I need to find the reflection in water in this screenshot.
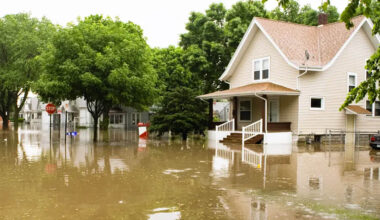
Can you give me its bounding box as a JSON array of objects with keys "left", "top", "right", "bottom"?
[{"left": 0, "top": 125, "right": 380, "bottom": 219}]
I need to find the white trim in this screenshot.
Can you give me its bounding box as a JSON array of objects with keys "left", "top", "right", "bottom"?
[
  {"left": 238, "top": 98, "right": 252, "bottom": 122},
  {"left": 252, "top": 56, "right": 270, "bottom": 82},
  {"left": 347, "top": 72, "right": 357, "bottom": 93},
  {"left": 219, "top": 17, "right": 378, "bottom": 81},
  {"left": 310, "top": 96, "right": 325, "bottom": 111}
]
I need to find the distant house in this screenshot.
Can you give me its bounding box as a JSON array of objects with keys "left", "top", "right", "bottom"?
[
  {"left": 19, "top": 94, "right": 149, "bottom": 129},
  {"left": 199, "top": 15, "right": 380, "bottom": 143}
]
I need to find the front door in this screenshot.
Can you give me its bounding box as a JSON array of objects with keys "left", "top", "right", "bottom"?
[{"left": 269, "top": 99, "right": 279, "bottom": 122}]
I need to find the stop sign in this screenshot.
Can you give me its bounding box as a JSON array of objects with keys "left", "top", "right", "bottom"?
[{"left": 45, "top": 103, "right": 56, "bottom": 115}]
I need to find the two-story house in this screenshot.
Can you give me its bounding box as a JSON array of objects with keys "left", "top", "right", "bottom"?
[{"left": 200, "top": 15, "right": 380, "bottom": 144}]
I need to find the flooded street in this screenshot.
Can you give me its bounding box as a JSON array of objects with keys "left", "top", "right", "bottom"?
[{"left": 0, "top": 125, "right": 379, "bottom": 219}]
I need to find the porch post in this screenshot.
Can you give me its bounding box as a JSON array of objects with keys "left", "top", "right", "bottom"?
[
  {"left": 208, "top": 99, "right": 213, "bottom": 130},
  {"left": 262, "top": 95, "right": 267, "bottom": 132},
  {"left": 233, "top": 97, "right": 238, "bottom": 130}
]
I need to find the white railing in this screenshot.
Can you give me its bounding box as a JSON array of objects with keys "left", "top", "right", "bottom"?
[
  {"left": 242, "top": 119, "right": 263, "bottom": 142},
  {"left": 216, "top": 118, "right": 235, "bottom": 133},
  {"left": 242, "top": 147, "right": 263, "bottom": 168},
  {"left": 215, "top": 119, "right": 235, "bottom": 141}
]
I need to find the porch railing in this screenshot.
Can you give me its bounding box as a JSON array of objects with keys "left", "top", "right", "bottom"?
[
  {"left": 242, "top": 147, "right": 263, "bottom": 168},
  {"left": 242, "top": 119, "right": 263, "bottom": 142},
  {"left": 215, "top": 118, "right": 235, "bottom": 141}
]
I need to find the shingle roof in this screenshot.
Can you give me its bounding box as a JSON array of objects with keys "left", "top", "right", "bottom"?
[
  {"left": 198, "top": 82, "right": 299, "bottom": 99},
  {"left": 255, "top": 16, "right": 365, "bottom": 67},
  {"left": 345, "top": 105, "right": 371, "bottom": 115}
]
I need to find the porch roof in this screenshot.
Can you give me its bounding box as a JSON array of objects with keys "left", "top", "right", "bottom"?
[
  {"left": 345, "top": 105, "right": 371, "bottom": 115},
  {"left": 198, "top": 82, "right": 300, "bottom": 99}
]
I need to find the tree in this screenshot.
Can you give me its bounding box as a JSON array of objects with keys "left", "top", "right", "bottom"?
[
  {"left": 180, "top": 1, "right": 268, "bottom": 128},
  {"left": 150, "top": 47, "right": 207, "bottom": 140},
  {"left": 0, "top": 13, "right": 55, "bottom": 129},
  {"left": 150, "top": 87, "right": 207, "bottom": 140},
  {"left": 268, "top": 0, "right": 339, "bottom": 25},
  {"left": 34, "top": 15, "right": 157, "bottom": 141}
]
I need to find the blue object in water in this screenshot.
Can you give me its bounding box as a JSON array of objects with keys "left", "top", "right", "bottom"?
[{"left": 66, "top": 132, "right": 78, "bottom": 136}]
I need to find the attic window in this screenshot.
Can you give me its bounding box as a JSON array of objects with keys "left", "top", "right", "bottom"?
[{"left": 253, "top": 57, "right": 270, "bottom": 81}]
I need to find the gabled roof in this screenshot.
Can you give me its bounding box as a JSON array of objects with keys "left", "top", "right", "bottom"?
[
  {"left": 220, "top": 16, "right": 380, "bottom": 81},
  {"left": 198, "top": 82, "right": 299, "bottom": 99}
]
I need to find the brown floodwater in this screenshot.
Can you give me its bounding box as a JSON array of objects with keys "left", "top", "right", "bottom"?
[{"left": 0, "top": 124, "right": 379, "bottom": 220}]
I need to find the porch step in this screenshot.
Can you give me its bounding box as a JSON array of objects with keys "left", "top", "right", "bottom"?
[{"left": 220, "top": 133, "right": 263, "bottom": 144}]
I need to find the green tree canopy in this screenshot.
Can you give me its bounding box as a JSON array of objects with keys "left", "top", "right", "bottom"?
[
  {"left": 0, "top": 13, "right": 56, "bottom": 129},
  {"left": 150, "top": 46, "right": 207, "bottom": 140},
  {"left": 34, "top": 15, "right": 157, "bottom": 140}
]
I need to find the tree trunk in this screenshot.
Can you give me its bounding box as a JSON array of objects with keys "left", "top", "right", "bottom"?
[
  {"left": 13, "top": 109, "right": 20, "bottom": 131},
  {"left": 2, "top": 114, "right": 9, "bottom": 129},
  {"left": 182, "top": 132, "right": 188, "bottom": 140},
  {"left": 93, "top": 116, "right": 98, "bottom": 142}
]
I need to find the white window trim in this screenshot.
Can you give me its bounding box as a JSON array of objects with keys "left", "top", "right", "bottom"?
[
  {"left": 238, "top": 99, "right": 252, "bottom": 122},
  {"left": 347, "top": 72, "right": 357, "bottom": 93},
  {"left": 252, "top": 56, "right": 270, "bottom": 82},
  {"left": 310, "top": 96, "right": 325, "bottom": 111}
]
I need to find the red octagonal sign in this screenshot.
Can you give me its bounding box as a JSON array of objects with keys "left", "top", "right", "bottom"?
[{"left": 45, "top": 103, "right": 56, "bottom": 115}]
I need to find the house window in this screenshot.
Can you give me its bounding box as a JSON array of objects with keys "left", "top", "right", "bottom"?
[
  {"left": 239, "top": 100, "right": 251, "bottom": 121},
  {"left": 376, "top": 102, "right": 380, "bottom": 116},
  {"left": 253, "top": 57, "right": 270, "bottom": 81},
  {"left": 366, "top": 100, "right": 380, "bottom": 116},
  {"left": 347, "top": 72, "right": 357, "bottom": 92},
  {"left": 366, "top": 100, "right": 373, "bottom": 113},
  {"left": 132, "top": 113, "right": 141, "bottom": 125},
  {"left": 310, "top": 97, "right": 324, "bottom": 110},
  {"left": 110, "top": 114, "right": 123, "bottom": 124}
]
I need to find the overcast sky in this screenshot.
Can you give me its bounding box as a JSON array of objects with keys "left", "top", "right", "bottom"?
[{"left": 1, "top": 0, "right": 349, "bottom": 48}]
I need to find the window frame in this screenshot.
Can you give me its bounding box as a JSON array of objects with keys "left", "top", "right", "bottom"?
[
  {"left": 110, "top": 113, "right": 124, "bottom": 125},
  {"left": 347, "top": 72, "right": 357, "bottom": 93},
  {"left": 252, "top": 57, "right": 270, "bottom": 82},
  {"left": 239, "top": 99, "right": 252, "bottom": 122},
  {"left": 310, "top": 96, "right": 325, "bottom": 111}
]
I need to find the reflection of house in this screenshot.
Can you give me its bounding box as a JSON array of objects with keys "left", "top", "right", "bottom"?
[
  {"left": 212, "top": 143, "right": 380, "bottom": 219},
  {"left": 200, "top": 15, "right": 380, "bottom": 142},
  {"left": 20, "top": 94, "right": 149, "bottom": 129}
]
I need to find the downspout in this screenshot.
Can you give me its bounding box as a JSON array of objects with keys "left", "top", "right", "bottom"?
[
  {"left": 296, "top": 65, "right": 308, "bottom": 136},
  {"left": 296, "top": 65, "right": 308, "bottom": 90},
  {"left": 254, "top": 93, "right": 267, "bottom": 134}
]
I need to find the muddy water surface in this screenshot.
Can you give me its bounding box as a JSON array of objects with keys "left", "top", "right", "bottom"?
[{"left": 0, "top": 125, "right": 379, "bottom": 219}]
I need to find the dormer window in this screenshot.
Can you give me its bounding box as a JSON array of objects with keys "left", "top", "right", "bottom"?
[{"left": 253, "top": 57, "right": 270, "bottom": 81}]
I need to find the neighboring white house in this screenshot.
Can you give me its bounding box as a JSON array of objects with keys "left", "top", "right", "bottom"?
[
  {"left": 20, "top": 94, "right": 149, "bottom": 129},
  {"left": 199, "top": 15, "right": 380, "bottom": 142}
]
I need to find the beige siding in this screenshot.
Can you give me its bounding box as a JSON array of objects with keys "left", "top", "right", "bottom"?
[
  {"left": 228, "top": 30, "right": 298, "bottom": 90},
  {"left": 298, "top": 28, "right": 380, "bottom": 134},
  {"left": 279, "top": 96, "right": 299, "bottom": 133}
]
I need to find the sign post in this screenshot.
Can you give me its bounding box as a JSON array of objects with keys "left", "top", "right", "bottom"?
[{"left": 45, "top": 103, "right": 56, "bottom": 143}]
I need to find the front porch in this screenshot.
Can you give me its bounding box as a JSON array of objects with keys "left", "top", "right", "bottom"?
[{"left": 199, "top": 82, "right": 299, "bottom": 145}]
